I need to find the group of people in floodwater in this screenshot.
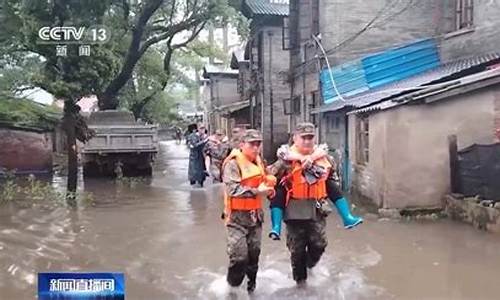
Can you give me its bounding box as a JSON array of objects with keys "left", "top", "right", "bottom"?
[
  {"left": 185, "top": 123, "right": 239, "bottom": 187},
  {"left": 185, "top": 122, "right": 364, "bottom": 294}
]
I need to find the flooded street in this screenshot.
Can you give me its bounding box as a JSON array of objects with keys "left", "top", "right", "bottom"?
[{"left": 1, "top": 141, "right": 500, "bottom": 299}]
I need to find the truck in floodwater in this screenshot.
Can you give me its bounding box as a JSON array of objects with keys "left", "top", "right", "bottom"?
[{"left": 82, "top": 110, "right": 158, "bottom": 177}]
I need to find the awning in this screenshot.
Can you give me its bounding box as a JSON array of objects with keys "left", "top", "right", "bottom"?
[{"left": 216, "top": 100, "right": 250, "bottom": 114}]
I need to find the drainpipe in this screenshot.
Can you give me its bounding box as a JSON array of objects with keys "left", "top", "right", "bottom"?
[{"left": 343, "top": 113, "right": 350, "bottom": 192}]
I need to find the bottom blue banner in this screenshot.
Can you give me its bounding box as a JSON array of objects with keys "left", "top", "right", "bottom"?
[{"left": 38, "top": 272, "right": 125, "bottom": 300}]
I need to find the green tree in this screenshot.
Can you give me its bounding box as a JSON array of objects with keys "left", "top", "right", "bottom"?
[{"left": 1, "top": 0, "right": 235, "bottom": 199}]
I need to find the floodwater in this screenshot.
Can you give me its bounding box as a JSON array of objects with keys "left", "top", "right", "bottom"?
[{"left": 1, "top": 141, "right": 500, "bottom": 299}]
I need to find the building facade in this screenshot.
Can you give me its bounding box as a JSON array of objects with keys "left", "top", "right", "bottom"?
[
  {"left": 287, "top": 0, "right": 500, "bottom": 208},
  {"left": 240, "top": 0, "right": 290, "bottom": 160},
  {"left": 201, "top": 65, "right": 240, "bottom": 135}
]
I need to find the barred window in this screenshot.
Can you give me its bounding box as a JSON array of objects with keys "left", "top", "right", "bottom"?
[
  {"left": 356, "top": 116, "right": 369, "bottom": 165},
  {"left": 455, "top": 0, "right": 473, "bottom": 30}
]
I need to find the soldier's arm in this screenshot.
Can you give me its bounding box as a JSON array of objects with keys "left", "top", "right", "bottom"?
[
  {"left": 203, "top": 142, "right": 211, "bottom": 156},
  {"left": 277, "top": 143, "right": 329, "bottom": 162},
  {"left": 189, "top": 135, "right": 208, "bottom": 149},
  {"left": 222, "top": 159, "right": 258, "bottom": 198},
  {"left": 266, "top": 158, "right": 288, "bottom": 179}
]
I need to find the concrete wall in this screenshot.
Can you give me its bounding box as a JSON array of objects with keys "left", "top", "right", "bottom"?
[
  {"left": 350, "top": 86, "right": 499, "bottom": 209},
  {"left": 439, "top": 0, "right": 500, "bottom": 62},
  {"left": 348, "top": 112, "right": 387, "bottom": 207},
  {"left": 0, "top": 128, "right": 53, "bottom": 174}
]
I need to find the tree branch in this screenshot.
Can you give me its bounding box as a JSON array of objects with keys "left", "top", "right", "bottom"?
[
  {"left": 138, "top": 14, "right": 205, "bottom": 56},
  {"left": 171, "top": 21, "right": 206, "bottom": 49},
  {"left": 99, "top": 0, "right": 164, "bottom": 109}
]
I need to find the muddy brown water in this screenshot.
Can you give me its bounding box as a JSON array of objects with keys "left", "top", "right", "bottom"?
[{"left": 1, "top": 141, "right": 500, "bottom": 299}]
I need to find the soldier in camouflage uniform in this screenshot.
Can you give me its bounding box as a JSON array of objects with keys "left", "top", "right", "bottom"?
[
  {"left": 221, "top": 129, "right": 275, "bottom": 293},
  {"left": 230, "top": 127, "right": 243, "bottom": 149},
  {"left": 267, "top": 122, "right": 362, "bottom": 285},
  {"left": 204, "top": 130, "right": 231, "bottom": 182}
]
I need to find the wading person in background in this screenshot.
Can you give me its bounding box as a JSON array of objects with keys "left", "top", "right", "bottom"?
[
  {"left": 175, "top": 126, "right": 182, "bottom": 144},
  {"left": 204, "top": 130, "right": 230, "bottom": 183},
  {"left": 221, "top": 129, "right": 276, "bottom": 293},
  {"left": 267, "top": 122, "right": 363, "bottom": 286},
  {"left": 187, "top": 124, "right": 208, "bottom": 187},
  {"left": 230, "top": 128, "right": 243, "bottom": 147}
]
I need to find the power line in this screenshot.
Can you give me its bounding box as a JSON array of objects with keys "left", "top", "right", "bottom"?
[
  {"left": 312, "top": 34, "right": 345, "bottom": 102},
  {"left": 325, "top": 0, "right": 408, "bottom": 56},
  {"left": 291, "top": 23, "right": 500, "bottom": 79},
  {"left": 290, "top": 0, "right": 424, "bottom": 76}
]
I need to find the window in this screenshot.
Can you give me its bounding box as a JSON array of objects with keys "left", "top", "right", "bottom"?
[
  {"left": 356, "top": 116, "right": 369, "bottom": 165},
  {"left": 287, "top": 0, "right": 299, "bottom": 50},
  {"left": 326, "top": 114, "right": 341, "bottom": 133},
  {"left": 282, "top": 17, "right": 291, "bottom": 50},
  {"left": 309, "top": 91, "right": 319, "bottom": 125},
  {"left": 250, "top": 39, "right": 259, "bottom": 70},
  {"left": 311, "top": 0, "right": 319, "bottom": 36},
  {"left": 283, "top": 98, "right": 292, "bottom": 115},
  {"left": 257, "top": 32, "right": 264, "bottom": 70},
  {"left": 293, "top": 96, "right": 301, "bottom": 115},
  {"left": 283, "top": 96, "right": 302, "bottom": 115},
  {"left": 455, "top": 0, "right": 473, "bottom": 30}
]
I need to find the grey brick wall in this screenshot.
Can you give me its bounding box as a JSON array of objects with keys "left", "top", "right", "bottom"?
[
  {"left": 319, "top": 0, "right": 443, "bottom": 64},
  {"left": 253, "top": 23, "right": 291, "bottom": 160},
  {"left": 240, "top": 17, "right": 290, "bottom": 160},
  {"left": 211, "top": 76, "right": 239, "bottom": 107}
]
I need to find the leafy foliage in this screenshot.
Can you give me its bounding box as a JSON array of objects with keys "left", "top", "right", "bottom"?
[{"left": 0, "top": 94, "right": 61, "bottom": 130}]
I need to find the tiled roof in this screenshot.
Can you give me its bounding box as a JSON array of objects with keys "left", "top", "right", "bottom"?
[
  {"left": 216, "top": 100, "right": 250, "bottom": 114},
  {"left": 314, "top": 52, "right": 500, "bottom": 113},
  {"left": 350, "top": 66, "right": 500, "bottom": 114},
  {"left": 244, "top": 0, "right": 289, "bottom": 16},
  {"left": 203, "top": 64, "right": 239, "bottom": 78}
]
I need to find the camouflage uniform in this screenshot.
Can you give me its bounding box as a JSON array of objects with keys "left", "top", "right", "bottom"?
[
  {"left": 222, "top": 130, "right": 264, "bottom": 292},
  {"left": 267, "top": 124, "right": 338, "bottom": 283},
  {"left": 204, "top": 140, "right": 230, "bottom": 182}
]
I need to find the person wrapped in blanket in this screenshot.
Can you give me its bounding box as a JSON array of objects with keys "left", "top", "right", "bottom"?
[{"left": 267, "top": 128, "right": 363, "bottom": 241}]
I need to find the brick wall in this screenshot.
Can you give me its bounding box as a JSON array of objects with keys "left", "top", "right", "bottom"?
[
  {"left": 0, "top": 128, "right": 53, "bottom": 174},
  {"left": 254, "top": 23, "right": 290, "bottom": 159}
]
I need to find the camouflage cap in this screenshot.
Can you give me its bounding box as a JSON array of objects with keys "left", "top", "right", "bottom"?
[
  {"left": 232, "top": 127, "right": 243, "bottom": 134},
  {"left": 294, "top": 122, "right": 316, "bottom": 136},
  {"left": 241, "top": 129, "right": 263, "bottom": 142}
]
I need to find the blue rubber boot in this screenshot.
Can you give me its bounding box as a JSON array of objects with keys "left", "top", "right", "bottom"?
[
  {"left": 269, "top": 207, "right": 283, "bottom": 240},
  {"left": 334, "top": 197, "right": 363, "bottom": 229}
]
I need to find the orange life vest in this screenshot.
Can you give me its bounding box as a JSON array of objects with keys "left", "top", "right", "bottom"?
[
  {"left": 286, "top": 146, "right": 331, "bottom": 202},
  {"left": 222, "top": 150, "right": 266, "bottom": 221}
]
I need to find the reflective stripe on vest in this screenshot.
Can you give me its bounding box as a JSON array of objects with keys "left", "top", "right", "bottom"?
[
  {"left": 222, "top": 150, "right": 265, "bottom": 211},
  {"left": 288, "top": 146, "right": 331, "bottom": 201}
]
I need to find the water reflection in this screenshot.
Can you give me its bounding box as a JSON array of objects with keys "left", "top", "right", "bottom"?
[{"left": 1, "top": 141, "right": 500, "bottom": 299}]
